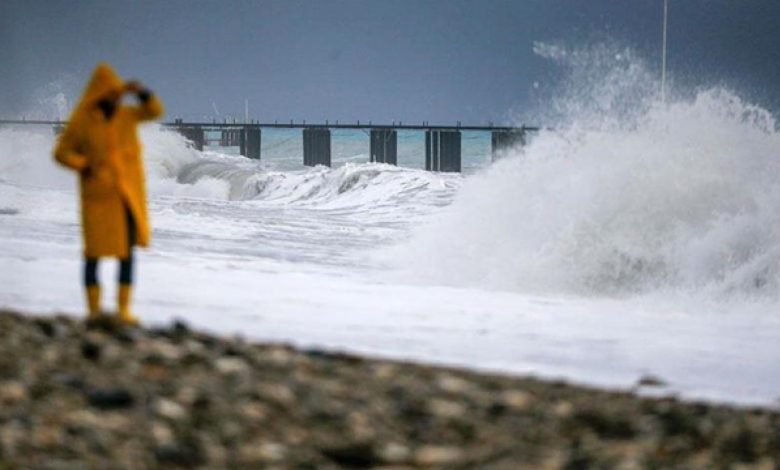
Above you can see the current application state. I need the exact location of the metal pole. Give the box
[661,0,668,103]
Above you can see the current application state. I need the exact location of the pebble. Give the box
[321,442,380,467]
[414,445,464,465]
[240,402,269,421]
[0,310,778,468]
[554,400,574,418]
[238,441,287,463]
[428,398,467,418]
[86,387,135,410]
[80,340,101,361]
[435,374,473,394]
[259,442,288,461]
[214,356,250,375]
[0,381,27,405]
[155,398,187,421]
[257,383,295,407]
[151,421,174,446]
[501,390,533,410]
[146,339,185,362]
[378,442,411,463]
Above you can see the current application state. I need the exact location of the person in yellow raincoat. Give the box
[53,63,163,325]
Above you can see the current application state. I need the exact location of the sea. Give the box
[1,43,779,407]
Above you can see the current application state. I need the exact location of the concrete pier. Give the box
[491,129,525,161]
[369,129,397,165]
[425,130,461,172]
[221,129,242,147]
[303,128,331,167]
[2,118,538,172]
[244,127,261,159]
[177,126,205,151]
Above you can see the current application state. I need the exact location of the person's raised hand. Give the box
[124,80,143,94]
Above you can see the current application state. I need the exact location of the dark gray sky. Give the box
[2,0,779,124]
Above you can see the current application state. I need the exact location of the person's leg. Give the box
[117,205,139,325]
[84,257,101,318]
[119,251,134,285]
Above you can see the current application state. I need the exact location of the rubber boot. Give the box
[86,285,101,320]
[117,284,140,326]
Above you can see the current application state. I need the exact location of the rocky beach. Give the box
[0,310,778,469]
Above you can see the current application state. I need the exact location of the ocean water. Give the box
[1,43,779,406]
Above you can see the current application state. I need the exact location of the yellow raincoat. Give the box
[54,63,163,258]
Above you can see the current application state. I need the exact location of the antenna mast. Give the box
[661,0,668,103]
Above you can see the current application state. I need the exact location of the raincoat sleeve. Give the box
[131,90,164,122]
[53,125,88,172]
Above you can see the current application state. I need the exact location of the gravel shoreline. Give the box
[1,310,778,469]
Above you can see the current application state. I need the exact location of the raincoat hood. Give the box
[77,63,125,109]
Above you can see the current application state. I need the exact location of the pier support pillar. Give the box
[425,130,461,172]
[370,129,397,165]
[222,129,244,147]
[303,128,331,167]
[177,126,205,151]
[243,127,261,159]
[491,129,525,161]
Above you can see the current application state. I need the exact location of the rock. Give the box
[33,318,58,337]
[81,339,101,361]
[501,390,533,410]
[182,338,207,356]
[155,442,204,467]
[154,430,204,467]
[378,442,411,463]
[52,372,85,390]
[215,356,250,375]
[240,402,269,421]
[86,387,135,410]
[114,326,143,344]
[175,386,199,406]
[435,373,472,394]
[0,421,25,456]
[66,409,102,430]
[171,319,190,337]
[414,446,464,466]
[31,424,63,448]
[239,441,287,463]
[151,421,175,446]
[0,381,27,405]
[344,411,374,441]
[428,398,467,418]
[570,409,638,439]
[155,398,188,421]
[371,363,398,380]
[146,339,185,362]
[303,347,331,359]
[264,346,294,366]
[257,383,295,408]
[321,442,380,468]
[2,310,780,468]
[554,400,574,418]
[637,374,667,387]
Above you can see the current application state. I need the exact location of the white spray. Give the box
[391,43,780,303]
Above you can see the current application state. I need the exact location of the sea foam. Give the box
[391,43,780,302]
